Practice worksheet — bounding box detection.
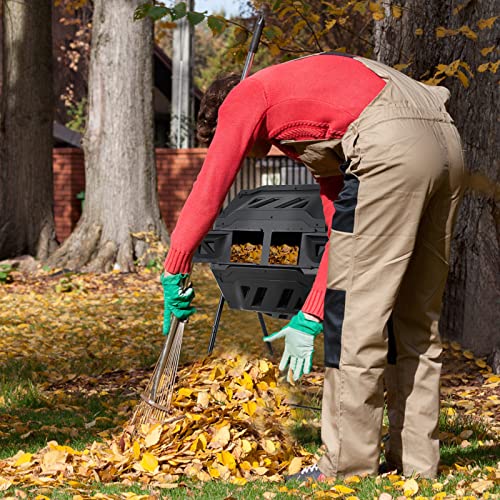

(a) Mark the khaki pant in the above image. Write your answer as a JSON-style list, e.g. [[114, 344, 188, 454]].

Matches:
[[300, 58, 465, 478]]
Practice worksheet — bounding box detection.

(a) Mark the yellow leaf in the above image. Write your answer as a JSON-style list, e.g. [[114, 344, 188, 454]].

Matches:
[[353, 2, 367, 15], [208, 466, 220, 478], [264, 439, 276, 454], [403, 478, 419, 497], [232, 477, 248, 485], [480, 46, 495, 56], [477, 16, 498, 30], [190, 433, 207, 452], [432, 482, 443, 491], [415, 28, 424, 36], [219, 450, 236, 470], [210, 425, 231, 448], [463, 350, 474, 359], [451, 341, 461, 350], [334, 485, 356, 494], [144, 423, 163, 448], [288, 456, 302, 475], [436, 26, 448, 38], [490, 61, 499, 73], [259, 359, 269, 373], [41, 449, 67, 472], [243, 400, 257, 416], [394, 62, 411, 71], [140, 452, 158, 473], [345, 475, 361, 483], [240, 460, 252, 471], [132, 441, 141, 460], [456, 70, 470, 88], [486, 375, 500, 383], [253, 466, 269, 475], [470, 479, 494, 494], [325, 18, 337, 30], [241, 439, 252, 453], [209, 366, 225, 380], [177, 387, 193, 398], [369, 1, 385, 21], [197, 391, 210, 407], [478, 63, 490, 72], [14, 452, 32, 467], [433, 493, 447, 500], [391, 5, 402, 18], [458, 25, 477, 40]]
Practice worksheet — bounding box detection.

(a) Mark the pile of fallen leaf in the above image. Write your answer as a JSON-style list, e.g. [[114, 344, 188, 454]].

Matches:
[[0, 267, 499, 498], [0, 354, 312, 490], [230, 243, 299, 265]]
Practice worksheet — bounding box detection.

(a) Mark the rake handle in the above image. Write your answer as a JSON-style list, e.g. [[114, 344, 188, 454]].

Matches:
[[150, 275, 191, 401], [241, 15, 265, 81]]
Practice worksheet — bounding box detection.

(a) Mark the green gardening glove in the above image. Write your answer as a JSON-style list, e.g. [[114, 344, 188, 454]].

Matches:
[[161, 273, 196, 335], [263, 311, 323, 382]]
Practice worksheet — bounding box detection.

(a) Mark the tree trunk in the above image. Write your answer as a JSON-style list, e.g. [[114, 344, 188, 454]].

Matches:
[[374, 0, 500, 370], [0, 0, 56, 260], [48, 0, 168, 272]]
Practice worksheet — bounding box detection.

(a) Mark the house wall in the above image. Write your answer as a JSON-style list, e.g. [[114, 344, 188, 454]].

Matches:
[[53, 146, 289, 243], [53, 149, 86, 242], [52, 148, 207, 242]]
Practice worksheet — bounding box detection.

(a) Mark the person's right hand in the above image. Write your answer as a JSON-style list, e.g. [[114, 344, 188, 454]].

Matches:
[[160, 272, 195, 335], [263, 311, 323, 382]]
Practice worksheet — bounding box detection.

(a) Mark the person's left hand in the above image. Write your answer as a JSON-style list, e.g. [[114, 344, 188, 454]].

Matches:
[[160, 272, 196, 335], [263, 311, 323, 382]]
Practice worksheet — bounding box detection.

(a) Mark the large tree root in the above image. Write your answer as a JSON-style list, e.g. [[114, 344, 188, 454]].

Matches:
[[46, 217, 169, 273]]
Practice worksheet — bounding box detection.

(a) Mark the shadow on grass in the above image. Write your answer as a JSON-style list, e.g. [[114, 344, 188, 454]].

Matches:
[[440, 442, 500, 467], [0, 358, 134, 459]]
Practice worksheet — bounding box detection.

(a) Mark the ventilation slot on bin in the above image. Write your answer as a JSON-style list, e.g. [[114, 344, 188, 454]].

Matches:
[[276, 198, 308, 209], [248, 197, 279, 208], [252, 287, 267, 307], [277, 289, 294, 309]]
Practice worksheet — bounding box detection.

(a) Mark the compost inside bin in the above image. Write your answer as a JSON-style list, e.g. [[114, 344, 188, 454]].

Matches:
[[230, 231, 301, 266], [230, 231, 263, 264], [268, 232, 301, 265]]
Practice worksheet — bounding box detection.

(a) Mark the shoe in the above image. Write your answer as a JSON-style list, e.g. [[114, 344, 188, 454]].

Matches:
[[378, 461, 401, 475], [286, 463, 328, 482]]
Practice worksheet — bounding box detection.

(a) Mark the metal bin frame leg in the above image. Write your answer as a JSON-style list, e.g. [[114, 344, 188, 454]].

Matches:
[[207, 294, 225, 355]]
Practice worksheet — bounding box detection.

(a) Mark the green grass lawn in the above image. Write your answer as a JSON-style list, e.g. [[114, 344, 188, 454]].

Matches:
[[0, 265, 498, 499]]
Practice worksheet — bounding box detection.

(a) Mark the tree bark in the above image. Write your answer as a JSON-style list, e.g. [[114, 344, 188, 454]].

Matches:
[[0, 0, 56, 260], [48, 0, 168, 272], [374, 0, 500, 370]]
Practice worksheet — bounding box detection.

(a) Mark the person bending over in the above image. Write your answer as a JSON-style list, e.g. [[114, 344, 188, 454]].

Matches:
[[161, 53, 464, 481]]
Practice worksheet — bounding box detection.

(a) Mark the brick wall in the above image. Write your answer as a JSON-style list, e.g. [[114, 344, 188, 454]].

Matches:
[[156, 148, 207, 234], [52, 148, 207, 242], [53, 148, 86, 242]]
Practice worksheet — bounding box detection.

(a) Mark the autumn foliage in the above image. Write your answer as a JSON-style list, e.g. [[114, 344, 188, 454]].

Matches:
[[0, 266, 498, 498]]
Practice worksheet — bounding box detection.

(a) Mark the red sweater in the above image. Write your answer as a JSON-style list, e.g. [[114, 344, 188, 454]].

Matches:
[[164, 54, 385, 319]]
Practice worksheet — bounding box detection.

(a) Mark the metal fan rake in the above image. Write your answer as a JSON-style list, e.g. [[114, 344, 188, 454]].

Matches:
[[129, 284, 188, 428]]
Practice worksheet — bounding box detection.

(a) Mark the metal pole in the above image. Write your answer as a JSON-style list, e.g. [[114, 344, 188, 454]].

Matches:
[[171, 0, 194, 147], [208, 294, 225, 354]]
